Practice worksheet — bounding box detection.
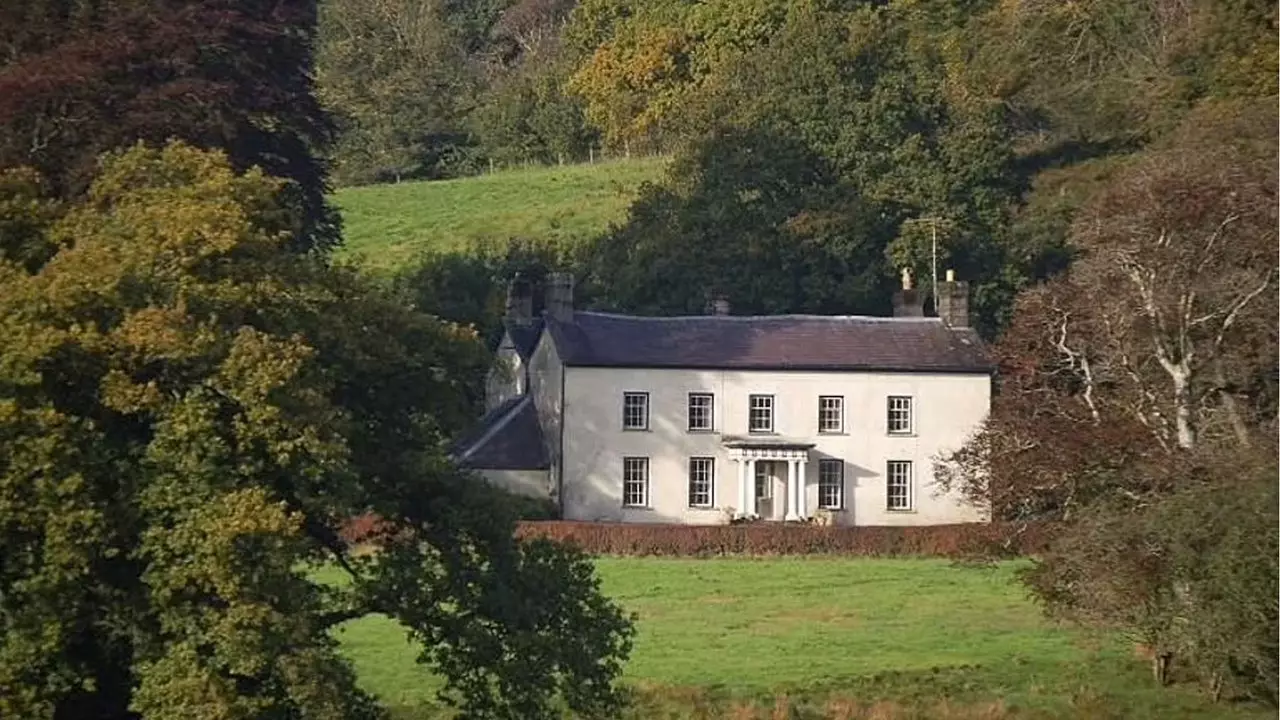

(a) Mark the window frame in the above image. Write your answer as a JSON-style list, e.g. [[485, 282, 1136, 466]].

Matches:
[[818, 395, 844, 434], [622, 456, 650, 508], [687, 392, 715, 432], [818, 459, 844, 510], [687, 457, 715, 508], [886, 460, 913, 512], [622, 391, 650, 431], [748, 394, 775, 434], [886, 395, 914, 435]]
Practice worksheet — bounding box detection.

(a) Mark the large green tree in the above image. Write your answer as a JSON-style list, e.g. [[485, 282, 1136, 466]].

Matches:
[[0, 0, 341, 252], [0, 143, 633, 720]]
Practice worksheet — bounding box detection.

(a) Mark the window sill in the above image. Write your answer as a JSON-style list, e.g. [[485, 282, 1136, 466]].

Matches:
[[817, 431, 848, 436], [886, 432, 917, 438], [622, 504, 653, 510], [748, 430, 777, 436], [816, 506, 845, 512], [885, 508, 917, 514], [687, 429, 717, 434], [687, 505, 716, 511], [622, 427, 651, 432]]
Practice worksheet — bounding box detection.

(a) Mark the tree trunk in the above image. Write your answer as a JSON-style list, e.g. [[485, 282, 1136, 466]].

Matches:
[[1172, 374, 1195, 449], [1214, 360, 1252, 447]]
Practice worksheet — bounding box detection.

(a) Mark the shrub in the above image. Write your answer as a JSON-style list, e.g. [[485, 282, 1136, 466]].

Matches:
[[512, 521, 1055, 558]]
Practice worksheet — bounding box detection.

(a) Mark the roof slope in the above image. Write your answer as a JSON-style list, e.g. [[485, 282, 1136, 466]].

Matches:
[[546, 312, 991, 372], [452, 396, 549, 470], [503, 318, 544, 360]]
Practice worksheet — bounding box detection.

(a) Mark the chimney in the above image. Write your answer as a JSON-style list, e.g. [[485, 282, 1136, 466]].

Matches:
[[936, 268, 970, 327], [892, 267, 924, 317], [545, 272, 574, 323], [705, 294, 731, 316], [504, 273, 533, 327]]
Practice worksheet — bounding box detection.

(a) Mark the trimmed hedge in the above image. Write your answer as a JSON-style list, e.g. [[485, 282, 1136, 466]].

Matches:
[[512, 521, 1055, 558], [341, 514, 1054, 557]]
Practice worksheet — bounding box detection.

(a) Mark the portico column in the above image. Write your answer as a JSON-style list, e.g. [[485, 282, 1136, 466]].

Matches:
[[784, 458, 799, 521], [736, 458, 748, 519], [796, 458, 808, 519], [745, 458, 758, 517]]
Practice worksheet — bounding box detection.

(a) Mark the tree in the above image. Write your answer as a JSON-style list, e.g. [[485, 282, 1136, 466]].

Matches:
[[0, 0, 340, 252], [935, 100, 1277, 703], [581, 127, 897, 317], [317, 0, 481, 184], [0, 142, 633, 719]]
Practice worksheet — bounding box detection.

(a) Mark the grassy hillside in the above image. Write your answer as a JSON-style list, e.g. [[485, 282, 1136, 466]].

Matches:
[[332, 157, 668, 272]]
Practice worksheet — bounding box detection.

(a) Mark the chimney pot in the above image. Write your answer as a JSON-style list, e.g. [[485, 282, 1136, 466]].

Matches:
[[711, 296, 731, 316], [945, 268, 955, 283]]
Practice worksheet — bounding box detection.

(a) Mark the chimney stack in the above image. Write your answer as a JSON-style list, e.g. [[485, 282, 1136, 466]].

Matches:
[[892, 267, 924, 317], [504, 273, 533, 327], [545, 272, 574, 323], [705, 294, 731, 316], [936, 269, 970, 327]]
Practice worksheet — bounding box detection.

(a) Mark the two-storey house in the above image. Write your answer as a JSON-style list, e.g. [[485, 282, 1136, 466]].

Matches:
[[453, 271, 991, 526]]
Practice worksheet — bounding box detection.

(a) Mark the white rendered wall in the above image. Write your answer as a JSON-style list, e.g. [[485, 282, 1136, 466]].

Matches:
[[559, 366, 989, 526]]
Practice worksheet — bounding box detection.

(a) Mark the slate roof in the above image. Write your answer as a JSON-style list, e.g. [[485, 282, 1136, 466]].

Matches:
[[545, 312, 991, 373], [452, 396, 549, 470], [503, 318, 544, 360]]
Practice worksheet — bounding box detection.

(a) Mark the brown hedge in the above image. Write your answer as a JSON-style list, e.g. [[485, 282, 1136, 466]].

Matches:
[[340, 514, 1055, 557], [511, 521, 1055, 558]]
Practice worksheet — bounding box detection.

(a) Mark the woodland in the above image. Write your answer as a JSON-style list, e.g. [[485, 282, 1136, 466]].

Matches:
[[0, 0, 1276, 718]]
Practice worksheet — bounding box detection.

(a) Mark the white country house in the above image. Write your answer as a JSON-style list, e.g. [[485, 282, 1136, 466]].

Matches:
[[452, 270, 991, 526]]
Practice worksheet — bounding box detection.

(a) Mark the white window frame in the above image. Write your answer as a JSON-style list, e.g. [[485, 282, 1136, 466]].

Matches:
[[623, 392, 649, 431], [748, 394, 774, 433], [887, 395, 913, 435], [687, 393, 714, 432], [688, 457, 714, 508], [886, 460, 913, 511], [623, 457, 650, 507], [753, 462, 772, 499], [818, 395, 844, 434], [818, 459, 844, 510]]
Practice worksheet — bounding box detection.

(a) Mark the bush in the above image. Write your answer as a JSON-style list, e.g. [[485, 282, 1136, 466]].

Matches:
[[512, 521, 1055, 558]]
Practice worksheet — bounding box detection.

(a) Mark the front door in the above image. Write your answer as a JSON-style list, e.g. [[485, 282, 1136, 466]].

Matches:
[[754, 461, 786, 521]]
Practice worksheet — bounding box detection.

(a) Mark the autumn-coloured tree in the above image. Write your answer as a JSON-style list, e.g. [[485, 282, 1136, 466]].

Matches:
[[0, 143, 633, 720], [0, 0, 340, 252], [936, 99, 1278, 702]]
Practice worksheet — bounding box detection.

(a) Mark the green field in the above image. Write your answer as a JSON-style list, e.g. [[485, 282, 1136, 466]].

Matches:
[[324, 558, 1266, 719], [332, 157, 668, 272]]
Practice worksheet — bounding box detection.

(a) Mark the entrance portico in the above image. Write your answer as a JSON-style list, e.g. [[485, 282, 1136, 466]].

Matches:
[[724, 437, 815, 521]]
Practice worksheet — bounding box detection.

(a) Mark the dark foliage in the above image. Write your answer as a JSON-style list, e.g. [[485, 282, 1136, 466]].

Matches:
[[0, 0, 339, 252]]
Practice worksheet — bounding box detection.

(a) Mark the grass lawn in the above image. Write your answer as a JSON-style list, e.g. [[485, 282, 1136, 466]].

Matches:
[[325, 558, 1269, 719], [332, 157, 668, 273]]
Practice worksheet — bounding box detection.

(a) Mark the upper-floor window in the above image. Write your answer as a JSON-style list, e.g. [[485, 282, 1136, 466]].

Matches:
[[688, 393, 714, 432], [623, 392, 649, 430], [886, 460, 913, 511], [688, 457, 714, 508], [749, 394, 774, 433], [623, 457, 650, 507], [818, 459, 844, 510], [887, 395, 913, 435], [818, 396, 844, 433]]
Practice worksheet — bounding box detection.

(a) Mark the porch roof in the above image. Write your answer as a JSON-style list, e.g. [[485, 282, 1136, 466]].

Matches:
[[721, 435, 816, 451]]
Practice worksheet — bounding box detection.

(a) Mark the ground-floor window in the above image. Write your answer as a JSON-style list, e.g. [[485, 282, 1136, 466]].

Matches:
[[623, 456, 649, 507], [688, 457, 714, 507], [886, 460, 913, 511], [818, 459, 844, 509]]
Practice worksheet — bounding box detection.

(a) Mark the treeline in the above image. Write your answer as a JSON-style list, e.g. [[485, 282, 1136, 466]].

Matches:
[[377, 0, 1276, 338]]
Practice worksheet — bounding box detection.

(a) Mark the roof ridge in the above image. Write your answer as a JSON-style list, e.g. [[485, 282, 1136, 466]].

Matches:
[[575, 310, 944, 323]]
